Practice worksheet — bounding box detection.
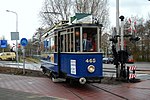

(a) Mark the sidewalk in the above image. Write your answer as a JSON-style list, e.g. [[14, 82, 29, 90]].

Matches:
[[1, 61, 41, 71], [0, 61, 150, 100], [0, 87, 61, 100], [93, 80, 150, 100], [0, 74, 66, 100]]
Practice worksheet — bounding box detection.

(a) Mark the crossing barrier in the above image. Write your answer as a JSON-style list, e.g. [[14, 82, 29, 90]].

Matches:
[[127, 65, 136, 80]]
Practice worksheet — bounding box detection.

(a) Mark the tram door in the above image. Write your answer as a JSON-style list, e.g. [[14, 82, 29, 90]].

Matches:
[[59, 29, 74, 53]]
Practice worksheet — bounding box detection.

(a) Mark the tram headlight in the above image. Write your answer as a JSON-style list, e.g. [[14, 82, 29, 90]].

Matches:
[[87, 65, 95, 73]]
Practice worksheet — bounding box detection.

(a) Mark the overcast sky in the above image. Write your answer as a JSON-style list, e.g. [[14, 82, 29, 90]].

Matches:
[[0, 0, 150, 45], [0, 0, 43, 45], [109, 0, 150, 26]]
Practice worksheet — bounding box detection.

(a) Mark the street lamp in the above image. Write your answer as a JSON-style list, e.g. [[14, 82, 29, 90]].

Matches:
[[6, 10, 19, 65]]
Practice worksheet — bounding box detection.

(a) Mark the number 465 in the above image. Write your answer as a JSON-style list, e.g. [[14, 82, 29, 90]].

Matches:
[[85, 58, 96, 63]]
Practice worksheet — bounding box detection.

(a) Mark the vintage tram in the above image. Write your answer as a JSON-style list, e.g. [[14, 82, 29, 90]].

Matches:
[[40, 15, 103, 84]]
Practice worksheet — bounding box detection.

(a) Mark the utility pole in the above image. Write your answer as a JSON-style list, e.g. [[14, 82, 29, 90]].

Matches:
[[6, 10, 19, 67], [116, 0, 120, 78], [120, 16, 124, 51], [116, 0, 119, 36]]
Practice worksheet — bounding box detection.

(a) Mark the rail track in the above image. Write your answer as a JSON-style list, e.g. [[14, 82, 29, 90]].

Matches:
[[58, 67, 150, 100], [90, 83, 128, 100], [61, 82, 129, 100]]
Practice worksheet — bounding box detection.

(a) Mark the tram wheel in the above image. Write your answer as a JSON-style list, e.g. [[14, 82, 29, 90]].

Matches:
[[42, 68, 46, 75], [68, 79, 78, 85], [51, 76, 58, 82], [51, 74, 59, 83], [66, 78, 70, 83], [51, 77, 56, 82]]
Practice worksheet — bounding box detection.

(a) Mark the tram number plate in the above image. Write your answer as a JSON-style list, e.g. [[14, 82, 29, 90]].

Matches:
[[85, 58, 96, 63]]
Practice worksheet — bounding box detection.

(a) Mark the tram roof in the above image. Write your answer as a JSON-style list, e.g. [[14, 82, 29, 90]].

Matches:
[[54, 23, 100, 31], [42, 22, 102, 38]]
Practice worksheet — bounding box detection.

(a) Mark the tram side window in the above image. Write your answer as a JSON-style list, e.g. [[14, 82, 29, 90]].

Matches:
[[43, 37, 55, 53], [50, 37, 55, 52], [75, 29, 80, 52], [54, 35, 57, 52], [43, 40, 48, 52], [60, 32, 73, 52], [71, 33, 74, 52], [60, 35, 64, 52], [68, 34, 70, 52], [65, 34, 69, 52], [60, 34, 66, 52], [67, 34, 73, 52]]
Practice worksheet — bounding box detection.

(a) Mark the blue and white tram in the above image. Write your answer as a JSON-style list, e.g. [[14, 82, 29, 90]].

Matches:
[[41, 22, 103, 84]]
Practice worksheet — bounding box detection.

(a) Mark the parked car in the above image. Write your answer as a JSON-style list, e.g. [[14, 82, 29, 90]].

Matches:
[[0, 52, 16, 61], [103, 57, 114, 64], [127, 55, 134, 63]]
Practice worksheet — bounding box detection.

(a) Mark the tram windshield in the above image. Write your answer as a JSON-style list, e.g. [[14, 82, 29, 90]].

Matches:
[[75, 27, 98, 52]]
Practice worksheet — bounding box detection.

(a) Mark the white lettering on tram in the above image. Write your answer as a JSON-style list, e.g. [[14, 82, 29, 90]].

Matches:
[[70, 60, 76, 75]]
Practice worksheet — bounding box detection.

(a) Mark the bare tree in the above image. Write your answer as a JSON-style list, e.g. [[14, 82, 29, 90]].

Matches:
[[123, 16, 150, 61], [39, 0, 72, 26], [101, 32, 111, 57], [74, 0, 109, 28], [39, 0, 109, 28]]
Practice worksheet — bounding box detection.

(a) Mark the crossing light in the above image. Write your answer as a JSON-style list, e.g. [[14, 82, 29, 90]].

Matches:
[[18, 43, 21, 48]]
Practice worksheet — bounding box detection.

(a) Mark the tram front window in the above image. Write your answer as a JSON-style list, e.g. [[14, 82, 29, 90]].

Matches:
[[75, 28, 97, 52], [82, 29, 97, 52]]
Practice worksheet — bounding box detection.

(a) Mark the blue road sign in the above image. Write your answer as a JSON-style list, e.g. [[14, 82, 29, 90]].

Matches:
[[0, 40, 7, 48], [20, 38, 28, 46]]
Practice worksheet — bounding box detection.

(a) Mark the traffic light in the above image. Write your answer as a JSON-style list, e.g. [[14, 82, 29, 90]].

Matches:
[[129, 36, 140, 42], [18, 43, 21, 48], [109, 37, 118, 43]]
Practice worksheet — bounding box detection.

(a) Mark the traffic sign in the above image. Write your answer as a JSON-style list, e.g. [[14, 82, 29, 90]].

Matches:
[[0, 40, 7, 48], [11, 32, 19, 40], [20, 38, 28, 46]]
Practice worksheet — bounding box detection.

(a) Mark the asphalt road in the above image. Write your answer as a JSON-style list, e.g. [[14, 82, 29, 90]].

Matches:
[[0, 61, 150, 80], [103, 62, 150, 70], [103, 62, 150, 80]]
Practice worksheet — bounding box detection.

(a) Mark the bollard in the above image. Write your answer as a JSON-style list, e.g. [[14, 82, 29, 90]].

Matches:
[[127, 66, 129, 81]]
